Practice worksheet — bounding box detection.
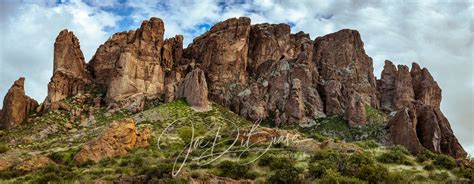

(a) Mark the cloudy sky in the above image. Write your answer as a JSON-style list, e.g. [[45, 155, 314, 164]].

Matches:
[[0, 0, 472, 155]]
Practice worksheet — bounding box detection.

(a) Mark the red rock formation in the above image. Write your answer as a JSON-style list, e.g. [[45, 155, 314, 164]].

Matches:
[[378, 60, 398, 111], [394, 65, 415, 109], [88, 18, 184, 112], [379, 61, 466, 158], [346, 91, 367, 127], [184, 17, 251, 107], [411, 63, 442, 107], [74, 118, 150, 165], [174, 68, 210, 111], [314, 29, 379, 115], [248, 23, 293, 73], [388, 106, 423, 154], [0, 78, 38, 129], [10, 16, 462, 159], [43, 29, 91, 111]]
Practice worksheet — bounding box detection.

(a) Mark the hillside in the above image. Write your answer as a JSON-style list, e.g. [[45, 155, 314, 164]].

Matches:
[[0, 99, 472, 183]]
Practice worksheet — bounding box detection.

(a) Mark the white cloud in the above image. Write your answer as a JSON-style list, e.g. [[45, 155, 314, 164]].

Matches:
[[0, 0, 120, 103], [1, 0, 472, 155]]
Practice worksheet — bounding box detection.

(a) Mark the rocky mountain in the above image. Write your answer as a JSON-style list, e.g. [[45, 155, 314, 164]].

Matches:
[[0, 17, 471, 183]]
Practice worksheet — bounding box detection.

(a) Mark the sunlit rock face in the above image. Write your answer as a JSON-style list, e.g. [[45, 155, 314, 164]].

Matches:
[[88, 18, 184, 112], [42, 29, 91, 111]]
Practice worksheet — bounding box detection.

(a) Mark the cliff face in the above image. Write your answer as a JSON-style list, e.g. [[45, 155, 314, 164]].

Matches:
[[0, 17, 466, 158], [41, 29, 91, 111], [378, 61, 466, 158], [0, 78, 38, 129], [88, 18, 184, 112]]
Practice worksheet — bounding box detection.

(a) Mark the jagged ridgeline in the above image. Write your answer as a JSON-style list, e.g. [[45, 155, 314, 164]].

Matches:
[[0, 17, 472, 183]]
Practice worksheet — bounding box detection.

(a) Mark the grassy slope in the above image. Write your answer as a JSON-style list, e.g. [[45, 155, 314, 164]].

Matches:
[[0, 99, 471, 183]]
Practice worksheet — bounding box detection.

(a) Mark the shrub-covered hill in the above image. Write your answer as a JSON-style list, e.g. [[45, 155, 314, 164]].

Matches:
[[0, 99, 472, 183]]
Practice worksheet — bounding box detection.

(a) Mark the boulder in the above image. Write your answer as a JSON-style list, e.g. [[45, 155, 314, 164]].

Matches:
[[14, 155, 53, 173], [73, 118, 151, 165], [388, 107, 423, 154], [0, 159, 12, 171], [0, 78, 38, 129], [175, 68, 210, 111]]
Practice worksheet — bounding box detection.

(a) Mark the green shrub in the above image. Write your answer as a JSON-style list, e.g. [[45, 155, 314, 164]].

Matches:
[[311, 149, 346, 163], [0, 144, 9, 153], [48, 150, 77, 166], [99, 157, 118, 166], [308, 160, 337, 179], [258, 154, 274, 166], [216, 160, 256, 179], [131, 156, 144, 167], [310, 133, 328, 142], [416, 150, 437, 163], [141, 163, 174, 180], [0, 170, 21, 180], [31, 164, 76, 183], [267, 165, 303, 184], [33, 173, 62, 184], [316, 169, 365, 184], [354, 140, 379, 149], [177, 126, 194, 143], [365, 105, 387, 124], [433, 154, 456, 170], [356, 164, 389, 183], [453, 167, 474, 181], [268, 156, 294, 170], [424, 164, 435, 171], [376, 146, 413, 165], [429, 171, 450, 181]]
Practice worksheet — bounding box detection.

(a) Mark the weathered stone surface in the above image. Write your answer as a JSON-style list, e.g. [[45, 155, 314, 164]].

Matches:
[[415, 105, 442, 152], [44, 29, 91, 110], [414, 105, 466, 158], [88, 17, 183, 112], [175, 68, 210, 111], [411, 63, 442, 107], [14, 155, 53, 173], [314, 29, 378, 114], [230, 25, 323, 125], [248, 23, 293, 73], [379, 61, 441, 112], [73, 118, 150, 165], [378, 60, 398, 111], [379, 61, 466, 158], [0, 159, 12, 171], [184, 17, 251, 106], [388, 107, 423, 154], [163, 69, 183, 103], [285, 79, 305, 124], [394, 65, 415, 109], [346, 91, 367, 127], [0, 78, 38, 129]]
